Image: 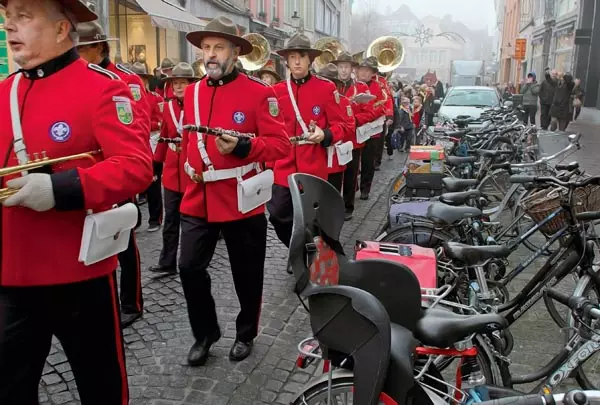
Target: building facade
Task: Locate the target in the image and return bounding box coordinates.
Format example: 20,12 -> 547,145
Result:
499,0 -> 520,85
574,0 -> 600,108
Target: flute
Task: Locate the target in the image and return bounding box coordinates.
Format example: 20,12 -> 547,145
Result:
182,125 -> 256,139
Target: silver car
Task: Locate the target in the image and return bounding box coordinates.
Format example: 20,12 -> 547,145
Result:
435,86 -> 501,129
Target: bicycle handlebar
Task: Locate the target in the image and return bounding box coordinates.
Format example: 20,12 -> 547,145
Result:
509,174 -> 600,188
545,288 -> 600,320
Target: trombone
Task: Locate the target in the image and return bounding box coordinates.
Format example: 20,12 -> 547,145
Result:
313,37 -> 345,72
239,33 -> 272,72
0,150 -> 101,202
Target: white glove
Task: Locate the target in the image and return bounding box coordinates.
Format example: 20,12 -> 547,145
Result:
3,173 -> 56,212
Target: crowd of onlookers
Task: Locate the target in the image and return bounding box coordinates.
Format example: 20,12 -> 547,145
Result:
498,68 -> 585,132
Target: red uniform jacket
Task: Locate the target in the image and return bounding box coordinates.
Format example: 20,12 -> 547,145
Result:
366,77 -> 390,139
412,105 -> 424,129
0,49 -> 152,287
340,79 -> 379,149
182,70 -> 290,222
148,91 -> 164,132
273,74 -> 348,186
375,75 -> 394,118
102,59 -> 151,136
154,99 -> 189,193
327,88 -> 356,174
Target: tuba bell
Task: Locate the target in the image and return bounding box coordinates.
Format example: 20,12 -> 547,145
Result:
313,37 -> 345,72
191,58 -> 206,78
239,33 -> 272,72
365,36 -> 404,73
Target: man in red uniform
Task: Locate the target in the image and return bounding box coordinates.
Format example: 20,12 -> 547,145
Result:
317,63 -> 356,192
256,64 -> 281,86
373,71 -> 395,170
356,56 -> 389,200
333,51 -> 379,220
0,0 -> 152,403
76,20 -> 151,327
181,17 -> 290,366
268,33 -> 348,249
160,57 -> 175,101
148,62 -> 199,276
131,62 -> 164,232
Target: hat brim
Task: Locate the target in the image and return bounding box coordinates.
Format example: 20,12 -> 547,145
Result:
256,69 -> 281,82
332,59 -> 359,67
1,0 -> 98,23
77,37 -> 119,46
276,48 -> 323,59
163,76 -> 201,83
186,31 -> 253,56
134,73 -> 154,80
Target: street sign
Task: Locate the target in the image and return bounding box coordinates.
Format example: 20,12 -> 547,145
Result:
575,28 -> 592,45
0,16 -> 7,80
515,38 -> 527,60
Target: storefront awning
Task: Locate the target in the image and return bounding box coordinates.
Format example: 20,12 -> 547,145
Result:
135,0 -> 204,33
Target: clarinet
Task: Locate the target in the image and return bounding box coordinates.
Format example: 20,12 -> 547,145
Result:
289,120 -> 317,144
157,137 -> 182,144
182,125 -> 256,139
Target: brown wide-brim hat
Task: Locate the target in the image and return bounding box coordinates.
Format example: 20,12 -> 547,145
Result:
256,68 -> 281,82
0,0 -> 97,23
333,51 -> 358,67
162,62 -> 201,83
76,20 -> 119,46
186,16 -> 253,56
318,63 -> 341,84
358,56 -> 379,72
130,62 -> 153,80
276,33 -> 322,59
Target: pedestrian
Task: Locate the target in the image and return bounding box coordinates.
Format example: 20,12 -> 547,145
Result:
0,0 -> 153,403
397,97 -> 415,152
131,62 -> 165,232
412,94 -> 425,144
549,72 -> 575,132
519,72 -> 540,126
76,19 -> 152,328
539,68 -> 557,129
334,51 -> 379,221
573,78 -> 585,121
180,16 -> 290,366
355,56 -> 389,200
268,33 -> 347,248
148,63 -> 200,276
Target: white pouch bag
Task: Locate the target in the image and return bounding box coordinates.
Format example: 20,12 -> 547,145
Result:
237,167 -> 274,214
78,203 -> 138,266
356,125 -> 371,144
149,131 -> 160,153
335,141 -> 354,165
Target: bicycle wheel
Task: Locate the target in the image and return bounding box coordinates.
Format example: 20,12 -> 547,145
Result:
565,274 -> 600,389
379,222 -> 454,249
478,170 -> 512,213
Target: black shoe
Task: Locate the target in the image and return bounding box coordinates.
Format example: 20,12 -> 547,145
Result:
360,193 -> 369,200
121,312 -> 142,328
344,212 -> 353,221
188,329 -> 221,367
147,223 -> 161,232
286,263 -> 293,275
148,265 -> 177,275
229,339 -> 253,362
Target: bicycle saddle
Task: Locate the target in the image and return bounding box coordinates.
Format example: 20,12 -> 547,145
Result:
445,156 -> 478,167
427,202 -> 481,225
442,177 -> 477,192
415,308 -> 507,348
442,241 -> 512,266
439,190 -> 482,206
469,149 -> 513,158
444,130 -> 469,138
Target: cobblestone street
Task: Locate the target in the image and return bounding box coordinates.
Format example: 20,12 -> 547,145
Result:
37,108 -> 600,404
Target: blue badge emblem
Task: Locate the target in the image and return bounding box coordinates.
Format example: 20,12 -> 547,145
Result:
233,111 -> 246,124
312,106 -> 321,116
49,122 -> 71,142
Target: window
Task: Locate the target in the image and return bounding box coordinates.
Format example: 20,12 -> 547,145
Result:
332,11 -> 339,36
557,0 -> 576,16
315,0 -> 325,31
258,0 -> 265,14
325,6 -> 332,34
272,0 -> 278,20
554,32 -> 574,73
444,89 -> 500,107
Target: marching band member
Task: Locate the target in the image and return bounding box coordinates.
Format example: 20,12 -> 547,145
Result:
373,71 -> 395,170
317,63 -> 356,192
268,33 -> 348,249
76,20 -> 151,327
148,63 -> 199,276
356,56 -> 389,201
256,64 -> 281,86
131,62 -> 165,232
160,57 -> 176,100
181,16 -> 289,366
0,0 -> 152,403
333,51 -> 379,220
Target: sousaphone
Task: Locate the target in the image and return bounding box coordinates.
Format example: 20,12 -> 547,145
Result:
239,33 -> 272,71
366,36 -> 404,73
313,37 -> 345,72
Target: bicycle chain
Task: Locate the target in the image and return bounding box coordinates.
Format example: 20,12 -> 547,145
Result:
482,333 -> 512,365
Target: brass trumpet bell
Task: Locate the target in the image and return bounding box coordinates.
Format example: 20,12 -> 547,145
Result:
239,33 -> 272,72
313,37 -> 345,72
366,36 -> 404,73
191,59 -> 206,78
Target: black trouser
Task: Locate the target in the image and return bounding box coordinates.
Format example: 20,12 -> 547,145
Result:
360,138 -> 377,195
522,105 -> 537,125
540,104 -> 552,129
343,148 -> 362,213
146,162 -> 163,226
373,134 -> 385,168
267,185 -> 294,247
574,106 -> 582,120
118,230 -> 142,315
328,171 -> 344,193
159,188 -> 183,269
179,214 -> 266,342
0,274 -> 128,405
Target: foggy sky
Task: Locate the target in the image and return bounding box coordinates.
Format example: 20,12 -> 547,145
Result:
352,0 -> 497,34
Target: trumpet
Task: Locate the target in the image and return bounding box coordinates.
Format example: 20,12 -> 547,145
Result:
183,125 -> 256,139
0,150 -> 101,202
